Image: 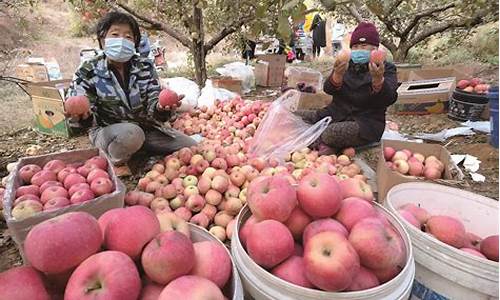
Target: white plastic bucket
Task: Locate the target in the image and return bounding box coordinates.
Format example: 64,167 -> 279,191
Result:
231,205 -> 415,300
189,224 -> 244,299
385,182 -> 499,300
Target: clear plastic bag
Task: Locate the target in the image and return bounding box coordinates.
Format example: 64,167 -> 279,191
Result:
285,66 -> 323,91
160,77 -> 200,111
197,80 -> 237,108
216,62 -> 255,94
248,90 -> 331,161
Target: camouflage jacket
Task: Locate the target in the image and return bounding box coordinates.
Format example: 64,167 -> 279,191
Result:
66,53 -> 174,135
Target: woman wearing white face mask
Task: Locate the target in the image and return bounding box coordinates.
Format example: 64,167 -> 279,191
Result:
295,22 -> 398,153
66,12 -> 196,173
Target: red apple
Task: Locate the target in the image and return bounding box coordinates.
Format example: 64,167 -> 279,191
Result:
190,241 -> 232,288
302,218 -> 349,245
43,197 -> 70,211
304,231 -> 360,291
457,79 -> 470,89
43,159 -> 66,174
19,164 -> 42,183
347,266 -> 380,291
480,235 -> 499,261
141,231 -> 195,284
39,180 -> 63,194
247,220 -> 294,268
158,275 -> 224,300
16,185 -> 40,198
64,173 -> 87,189
335,197 -> 377,231
64,95 -> 90,115
90,177 -> 114,196
31,170 -> 57,187
40,186 -> 68,204
349,217 -> 405,270
339,178 -> 374,201
297,173 -> 342,218
271,256 -> 314,288
159,88 -> 180,107
247,175 -> 297,222
57,167 -> 78,182
64,251 -> 141,300
70,188 -> 95,204
284,206 -> 312,240
13,194 -> 40,206
85,156 -> 108,170
68,182 -> 91,197
0,266 -> 50,300
99,206 -> 160,259
24,212 -> 102,274
87,169 -> 109,184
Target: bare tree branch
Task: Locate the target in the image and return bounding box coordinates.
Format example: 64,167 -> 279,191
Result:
345,4 -> 364,23
386,0 -> 404,14
401,3 -> 455,38
109,1 -> 191,48
408,11 -> 488,48
204,14 -> 255,52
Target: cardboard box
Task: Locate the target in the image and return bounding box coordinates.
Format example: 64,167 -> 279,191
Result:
395,63 -> 422,83
255,54 -> 286,87
286,67 -> 323,91
297,91 -> 332,110
376,140 -> 465,202
2,148 -> 125,261
407,67 -> 471,83
392,77 -> 455,115
15,63 -> 49,82
25,80 -> 72,137
211,76 -> 242,94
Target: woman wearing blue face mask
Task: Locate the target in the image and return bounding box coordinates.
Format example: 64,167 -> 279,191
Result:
66,12 -> 196,173
296,22 -> 398,153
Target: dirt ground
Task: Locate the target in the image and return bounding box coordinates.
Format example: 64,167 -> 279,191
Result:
0,0 -> 498,275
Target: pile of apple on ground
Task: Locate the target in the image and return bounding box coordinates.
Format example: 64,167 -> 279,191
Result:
0,207 -> 234,299
124,97 -> 370,242
238,172 -> 403,292
8,156 -> 114,219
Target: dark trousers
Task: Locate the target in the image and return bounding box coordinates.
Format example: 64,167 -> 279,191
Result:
295,109 -> 370,150
312,43 -> 321,57
90,123 -> 196,165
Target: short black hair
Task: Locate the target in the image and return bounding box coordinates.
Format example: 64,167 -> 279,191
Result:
96,11 -> 141,50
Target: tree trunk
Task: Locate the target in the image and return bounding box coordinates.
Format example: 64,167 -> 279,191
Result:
192,43 -> 207,87
192,4 -> 207,87
392,45 -> 410,63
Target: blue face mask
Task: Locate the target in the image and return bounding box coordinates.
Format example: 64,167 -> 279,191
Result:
351,50 -> 370,64
104,38 -> 136,62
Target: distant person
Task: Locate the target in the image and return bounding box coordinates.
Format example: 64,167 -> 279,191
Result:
295,22 -> 398,152
242,39 -> 256,61
138,32 -> 151,58
66,11 -> 196,171
311,14 -> 326,58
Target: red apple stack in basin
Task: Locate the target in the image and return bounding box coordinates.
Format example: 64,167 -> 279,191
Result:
238,172 -> 407,292
10,155 -> 115,219
397,204 -> 499,262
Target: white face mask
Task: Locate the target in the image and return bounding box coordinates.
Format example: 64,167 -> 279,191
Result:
104,37 -> 136,62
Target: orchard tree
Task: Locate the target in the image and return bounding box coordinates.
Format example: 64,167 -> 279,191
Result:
71,0 -> 307,87
319,0 -> 498,62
